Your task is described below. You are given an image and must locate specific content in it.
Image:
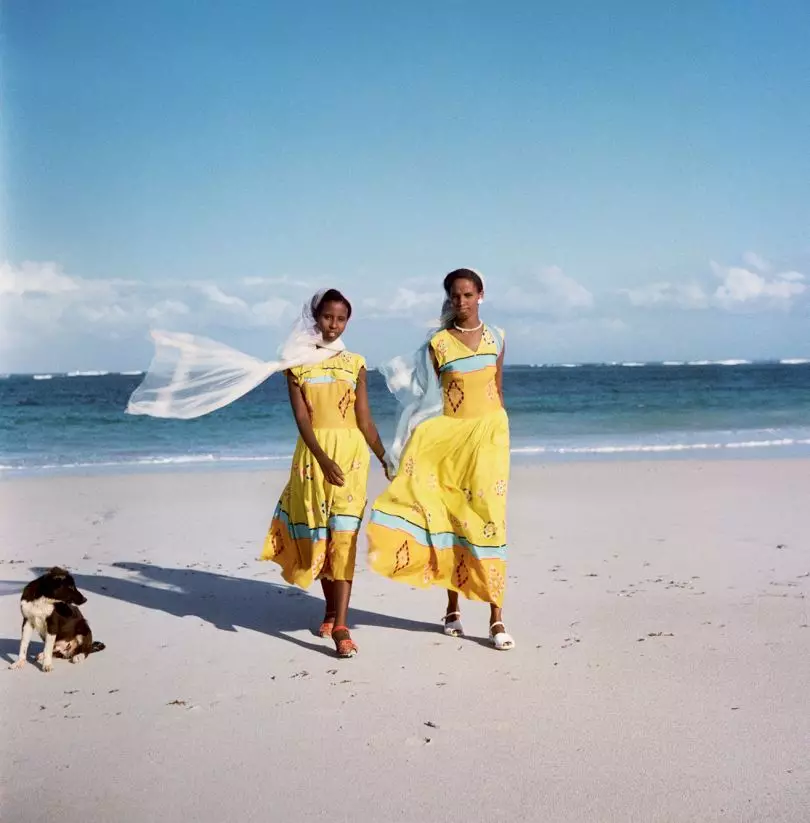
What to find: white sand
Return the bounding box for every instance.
[1,459,809,822]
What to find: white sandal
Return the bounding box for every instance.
[489,621,515,651]
[443,611,464,637]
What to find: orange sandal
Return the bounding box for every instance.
[332,626,357,658]
[317,614,336,638]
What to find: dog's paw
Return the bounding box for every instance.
[41,661,53,673]
[8,658,26,670]
[70,653,86,665]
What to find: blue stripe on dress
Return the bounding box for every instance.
[439,353,498,374]
[274,506,362,539]
[369,509,507,559]
[301,374,357,388]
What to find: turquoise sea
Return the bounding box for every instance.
[2,361,809,477]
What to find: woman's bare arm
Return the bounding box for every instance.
[355,368,388,469]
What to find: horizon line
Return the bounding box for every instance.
[4,356,810,378]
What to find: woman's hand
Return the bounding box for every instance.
[382,454,397,483]
[319,456,345,487]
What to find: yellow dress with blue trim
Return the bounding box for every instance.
[367,326,510,605]
[261,351,370,587]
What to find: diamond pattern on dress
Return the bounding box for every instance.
[454,555,469,588]
[446,379,465,413]
[338,389,352,418]
[393,540,411,574]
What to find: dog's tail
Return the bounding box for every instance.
[89,641,106,654]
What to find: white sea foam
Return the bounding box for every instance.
[0,453,295,474]
[4,435,810,476]
[67,370,110,377]
[119,370,144,376]
[662,361,684,366]
[32,374,53,380]
[621,362,645,367]
[780,358,810,365]
[511,438,810,457]
[685,359,752,366]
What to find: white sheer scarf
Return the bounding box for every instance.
[126,288,345,419]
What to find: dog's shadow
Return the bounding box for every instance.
[32,562,438,658]
[0,637,22,664]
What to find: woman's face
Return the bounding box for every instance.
[448,277,482,323]
[315,300,350,343]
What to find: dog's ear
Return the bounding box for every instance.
[48,567,69,578]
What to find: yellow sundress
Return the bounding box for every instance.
[367,326,510,605]
[261,351,370,587]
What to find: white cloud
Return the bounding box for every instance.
[741,251,772,273]
[192,283,249,310]
[621,255,806,313]
[146,300,191,321]
[537,265,595,311]
[622,281,709,309]
[711,261,806,309]
[361,287,443,318]
[250,298,290,326]
[0,260,80,297]
[359,266,594,329]
[497,266,594,317]
[240,275,311,289]
[0,260,301,358]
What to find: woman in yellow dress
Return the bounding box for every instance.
[367,269,514,650]
[261,289,391,658]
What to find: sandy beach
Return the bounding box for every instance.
[1,459,809,822]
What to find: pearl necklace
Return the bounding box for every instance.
[453,320,484,333]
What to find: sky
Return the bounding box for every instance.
[1,1,809,372]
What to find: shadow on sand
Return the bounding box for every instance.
[1,562,440,660]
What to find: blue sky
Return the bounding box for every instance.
[1,1,809,372]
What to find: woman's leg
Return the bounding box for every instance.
[490,603,503,629]
[318,579,337,636]
[332,580,352,628]
[331,579,357,657]
[445,590,460,622]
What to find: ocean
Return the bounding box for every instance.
[2,361,810,477]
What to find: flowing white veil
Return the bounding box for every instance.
[126,288,345,419]
[379,269,490,470]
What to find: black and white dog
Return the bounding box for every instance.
[9,567,105,672]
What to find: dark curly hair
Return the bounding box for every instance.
[443,268,483,295]
[313,288,352,319]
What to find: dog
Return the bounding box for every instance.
[9,567,105,672]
